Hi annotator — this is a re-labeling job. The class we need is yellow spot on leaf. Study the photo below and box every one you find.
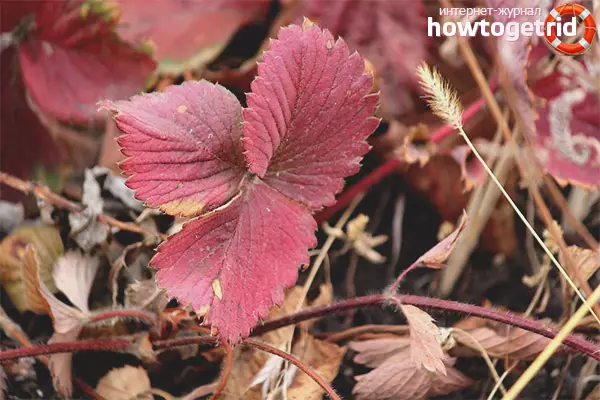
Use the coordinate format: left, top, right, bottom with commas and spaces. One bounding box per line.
177, 105, 187, 113
177, 182, 184, 189
327, 40, 333, 50
345, 90, 352, 97
212, 279, 223, 300
160, 199, 204, 217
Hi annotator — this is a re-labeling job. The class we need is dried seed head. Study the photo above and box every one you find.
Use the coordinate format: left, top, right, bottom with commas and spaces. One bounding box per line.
416, 62, 463, 130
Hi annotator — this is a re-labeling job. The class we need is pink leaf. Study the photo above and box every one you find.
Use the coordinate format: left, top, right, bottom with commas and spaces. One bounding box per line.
116, 0, 269, 74
109, 23, 379, 343
152, 180, 317, 343
0, 46, 60, 200
243, 20, 379, 211
18, 0, 155, 123
401, 305, 446, 374
102, 81, 247, 217
417, 211, 468, 269
352, 338, 473, 400
532, 73, 600, 189
301, 0, 428, 118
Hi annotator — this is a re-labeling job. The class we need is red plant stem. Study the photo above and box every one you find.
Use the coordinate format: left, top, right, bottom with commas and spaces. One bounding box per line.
388, 260, 420, 293
153, 336, 217, 350
244, 338, 341, 400
89, 309, 156, 326
0, 339, 131, 362
314, 96, 488, 223
252, 294, 600, 361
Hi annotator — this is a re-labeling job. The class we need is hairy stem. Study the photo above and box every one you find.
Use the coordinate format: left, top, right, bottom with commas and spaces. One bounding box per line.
0, 339, 131, 362
252, 294, 600, 361
244, 338, 341, 400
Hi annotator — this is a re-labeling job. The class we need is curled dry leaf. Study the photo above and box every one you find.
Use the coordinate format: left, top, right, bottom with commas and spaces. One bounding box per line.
95, 365, 152, 400
35, 251, 99, 397
400, 305, 446, 374
351, 337, 473, 400
125, 279, 168, 314
222, 285, 333, 399
283, 334, 345, 400
559, 245, 600, 288
323, 214, 388, 263
0, 224, 62, 312
68, 169, 109, 252
417, 211, 468, 269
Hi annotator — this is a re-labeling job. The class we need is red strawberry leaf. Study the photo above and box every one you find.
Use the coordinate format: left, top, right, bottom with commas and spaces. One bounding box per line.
243, 20, 379, 211
101, 81, 247, 217
299, 0, 428, 118
18, 0, 155, 123
0, 46, 60, 200
116, 0, 269, 74
108, 22, 379, 343
152, 180, 317, 343
532, 72, 600, 189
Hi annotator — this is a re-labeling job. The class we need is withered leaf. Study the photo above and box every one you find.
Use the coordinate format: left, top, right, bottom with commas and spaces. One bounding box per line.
0, 224, 62, 312
416, 211, 468, 269
352, 339, 473, 400
452, 316, 570, 360
400, 305, 446, 374
95, 365, 152, 400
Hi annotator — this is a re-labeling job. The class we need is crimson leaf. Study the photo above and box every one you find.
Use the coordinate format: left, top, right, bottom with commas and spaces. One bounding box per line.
243, 22, 379, 210
116, 0, 269, 74
18, 0, 155, 123
105, 21, 379, 344
532, 71, 600, 189
298, 0, 427, 119
153, 180, 317, 342
103, 81, 247, 217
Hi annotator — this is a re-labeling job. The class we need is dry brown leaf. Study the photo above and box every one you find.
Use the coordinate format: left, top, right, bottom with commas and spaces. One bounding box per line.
0, 224, 62, 312
561, 245, 600, 286
95, 365, 152, 400
221, 285, 332, 399
452, 316, 570, 360
416, 211, 468, 269
286, 334, 345, 400
125, 279, 168, 314
68, 169, 109, 251
586, 382, 600, 400
53, 251, 99, 313
352, 344, 473, 400
400, 305, 446, 374
36, 251, 98, 397
22, 247, 51, 314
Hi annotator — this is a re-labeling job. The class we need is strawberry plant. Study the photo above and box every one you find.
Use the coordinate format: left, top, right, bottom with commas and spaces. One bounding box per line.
1, 0, 599, 399
103, 20, 379, 343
